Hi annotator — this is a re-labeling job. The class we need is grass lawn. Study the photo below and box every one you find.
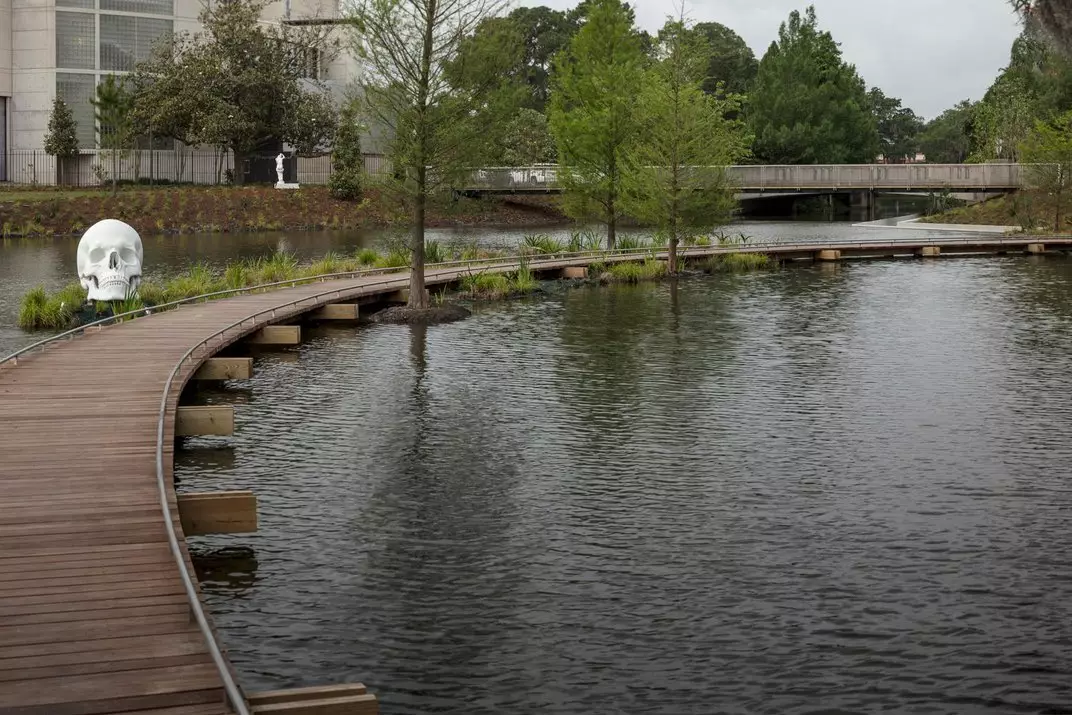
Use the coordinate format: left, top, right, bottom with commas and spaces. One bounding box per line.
0, 188, 114, 202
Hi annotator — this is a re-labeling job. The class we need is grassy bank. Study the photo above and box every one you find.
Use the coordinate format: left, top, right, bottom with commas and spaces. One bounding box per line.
919, 192, 1057, 232
18, 241, 513, 330
0, 185, 568, 239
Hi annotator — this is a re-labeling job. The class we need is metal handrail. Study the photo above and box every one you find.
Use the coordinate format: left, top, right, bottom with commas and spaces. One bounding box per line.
0, 231, 1060, 713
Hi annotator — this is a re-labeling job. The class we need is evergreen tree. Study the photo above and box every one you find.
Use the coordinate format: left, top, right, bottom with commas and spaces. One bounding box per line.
919, 101, 975, 163
548, 0, 645, 249
44, 98, 80, 185
691, 22, 757, 96
329, 99, 363, 200
623, 17, 750, 274
748, 6, 878, 164
91, 75, 133, 195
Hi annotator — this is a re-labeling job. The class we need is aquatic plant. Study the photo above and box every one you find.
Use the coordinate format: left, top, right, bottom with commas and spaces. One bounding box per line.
615, 234, 649, 251
425, 240, 447, 264
605, 259, 667, 283
18, 282, 86, 330
704, 252, 772, 273
461, 271, 512, 299
512, 262, 539, 294
355, 248, 380, 266
522, 233, 566, 255
567, 228, 603, 253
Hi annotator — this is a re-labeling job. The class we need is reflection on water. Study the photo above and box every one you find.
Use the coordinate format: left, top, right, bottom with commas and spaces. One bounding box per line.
192, 546, 260, 595
178, 256, 1072, 714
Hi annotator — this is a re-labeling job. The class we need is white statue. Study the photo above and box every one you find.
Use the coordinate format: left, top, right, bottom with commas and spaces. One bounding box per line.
275, 153, 285, 185
76, 219, 143, 301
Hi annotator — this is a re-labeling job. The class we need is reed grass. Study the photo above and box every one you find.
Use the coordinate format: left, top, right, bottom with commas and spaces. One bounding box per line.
704, 253, 772, 273
605, 259, 667, 283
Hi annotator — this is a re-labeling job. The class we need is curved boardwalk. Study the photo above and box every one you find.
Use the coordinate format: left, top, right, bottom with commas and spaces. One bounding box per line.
0, 237, 1067, 714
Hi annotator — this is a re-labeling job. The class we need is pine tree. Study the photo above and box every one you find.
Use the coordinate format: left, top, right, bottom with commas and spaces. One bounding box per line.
548, 0, 645, 249
329, 100, 363, 201
623, 18, 750, 274
44, 98, 80, 185
91, 75, 133, 195
748, 6, 878, 164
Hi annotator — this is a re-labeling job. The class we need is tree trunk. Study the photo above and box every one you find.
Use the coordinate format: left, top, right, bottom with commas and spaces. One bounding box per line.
607, 198, 617, 250
111, 151, 118, 196
409, 168, 429, 309
233, 150, 246, 186
668, 236, 679, 275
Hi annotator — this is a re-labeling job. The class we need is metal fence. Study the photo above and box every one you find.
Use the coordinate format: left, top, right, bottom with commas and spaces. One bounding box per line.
0, 149, 390, 187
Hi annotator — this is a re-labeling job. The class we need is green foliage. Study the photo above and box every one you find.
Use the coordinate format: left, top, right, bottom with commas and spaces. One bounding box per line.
375, 246, 411, 269
704, 252, 772, 272
329, 99, 364, 201
970, 76, 1037, 162
548, 0, 646, 249
521, 233, 566, 254
623, 17, 750, 273
1020, 110, 1072, 231
868, 87, 923, 162
512, 263, 538, 293
605, 259, 667, 283
615, 234, 647, 250
167, 263, 223, 296
461, 271, 512, 298
1011, 1, 1072, 57
92, 75, 134, 195
691, 22, 758, 96
129, 0, 337, 181
355, 248, 380, 265
137, 281, 170, 305
43, 99, 80, 159
224, 263, 252, 290
501, 108, 557, 165
748, 6, 878, 163
567, 228, 603, 252
18, 283, 86, 330
425, 240, 447, 264
253, 250, 300, 283
919, 101, 975, 163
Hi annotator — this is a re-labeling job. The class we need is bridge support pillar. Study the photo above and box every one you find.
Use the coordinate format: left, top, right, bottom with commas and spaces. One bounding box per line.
917, 246, 941, 258
1027, 243, 1046, 254
560, 266, 588, 279
851, 190, 875, 221
815, 249, 841, 261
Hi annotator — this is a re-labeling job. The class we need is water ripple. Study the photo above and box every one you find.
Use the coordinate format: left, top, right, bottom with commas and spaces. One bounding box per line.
178, 257, 1072, 714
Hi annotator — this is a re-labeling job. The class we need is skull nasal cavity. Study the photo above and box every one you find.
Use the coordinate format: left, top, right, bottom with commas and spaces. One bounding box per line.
109, 251, 119, 269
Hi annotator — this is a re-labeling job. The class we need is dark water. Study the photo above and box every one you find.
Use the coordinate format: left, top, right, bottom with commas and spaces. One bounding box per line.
0, 220, 958, 357
177, 256, 1072, 714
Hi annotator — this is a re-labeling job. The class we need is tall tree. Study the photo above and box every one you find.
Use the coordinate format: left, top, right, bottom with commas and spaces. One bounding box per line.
1020, 110, 1072, 231
623, 17, 750, 274
748, 6, 878, 164
501, 108, 556, 165
970, 76, 1037, 161
868, 88, 923, 163
92, 75, 133, 195
43, 98, 80, 186
918, 100, 975, 163
509, 6, 578, 110
692, 22, 757, 96
329, 99, 363, 200
350, 0, 513, 310
129, 0, 337, 185
549, 0, 646, 249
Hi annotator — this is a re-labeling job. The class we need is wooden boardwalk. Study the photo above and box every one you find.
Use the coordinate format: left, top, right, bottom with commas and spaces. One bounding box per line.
0, 237, 1069, 714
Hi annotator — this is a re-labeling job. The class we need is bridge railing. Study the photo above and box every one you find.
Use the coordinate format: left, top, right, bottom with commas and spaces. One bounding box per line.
461, 163, 1026, 192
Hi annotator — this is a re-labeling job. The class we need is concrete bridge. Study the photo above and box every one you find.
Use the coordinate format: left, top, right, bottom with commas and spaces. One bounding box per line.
462, 164, 1024, 195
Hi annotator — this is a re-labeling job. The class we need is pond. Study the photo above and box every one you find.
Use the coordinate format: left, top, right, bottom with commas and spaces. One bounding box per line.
175, 252, 1072, 714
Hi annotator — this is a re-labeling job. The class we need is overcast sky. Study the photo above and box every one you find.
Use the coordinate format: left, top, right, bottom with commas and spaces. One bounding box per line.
517, 0, 1024, 120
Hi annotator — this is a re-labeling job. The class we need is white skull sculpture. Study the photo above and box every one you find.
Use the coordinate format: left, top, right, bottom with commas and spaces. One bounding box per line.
76, 219, 144, 301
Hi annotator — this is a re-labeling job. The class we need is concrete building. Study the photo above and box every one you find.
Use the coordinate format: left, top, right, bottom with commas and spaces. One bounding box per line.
0, 0, 358, 183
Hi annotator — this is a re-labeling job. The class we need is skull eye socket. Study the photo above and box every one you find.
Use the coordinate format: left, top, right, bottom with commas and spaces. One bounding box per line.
120, 248, 138, 264
89, 248, 106, 264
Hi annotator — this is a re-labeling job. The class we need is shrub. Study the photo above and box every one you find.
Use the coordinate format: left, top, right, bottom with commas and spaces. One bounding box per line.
355, 248, 380, 265
461, 272, 511, 298
329, 99, 364, 201
605, 259, 667, 283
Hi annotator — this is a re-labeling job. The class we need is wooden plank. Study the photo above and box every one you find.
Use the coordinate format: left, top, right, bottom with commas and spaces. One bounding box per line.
192, 357, 253, 381
178, 491, 258, 536
245, 325, 301, 345
250, 694, 379, 715
308, 303, 360, 321
175, 406, 234, 437
250, 685, 368, 705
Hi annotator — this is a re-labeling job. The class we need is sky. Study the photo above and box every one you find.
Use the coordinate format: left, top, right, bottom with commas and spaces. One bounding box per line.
517, 0, 1024, 120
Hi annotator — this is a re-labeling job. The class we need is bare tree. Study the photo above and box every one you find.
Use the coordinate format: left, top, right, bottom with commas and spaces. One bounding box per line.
347, 0, 514, 309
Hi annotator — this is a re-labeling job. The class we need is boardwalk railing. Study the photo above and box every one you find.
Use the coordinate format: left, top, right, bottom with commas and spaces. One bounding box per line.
462, 164, 1027, 193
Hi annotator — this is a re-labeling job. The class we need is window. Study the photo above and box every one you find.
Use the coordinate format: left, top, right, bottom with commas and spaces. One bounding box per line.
100, 15, 172, 71
57, 0, 95, 10
56, 12, 96, 70
287, 44, 322, 80
100, 0, 173, 15
56, 73, 97, 147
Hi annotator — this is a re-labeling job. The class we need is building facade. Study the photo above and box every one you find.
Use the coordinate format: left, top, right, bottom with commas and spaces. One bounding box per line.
0, 0, 358, 182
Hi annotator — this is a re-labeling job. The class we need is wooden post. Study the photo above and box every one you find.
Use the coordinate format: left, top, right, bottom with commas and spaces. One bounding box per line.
178, 491, 257, 536
1027, 243, 1046, 254
916, 246, 941, 257
246, 325, 301, 345
193, 357, 253, 381
308, 303, 360, 321
560, 266, 587, 279
814, 249, 841, 261
175, 406, 234, 437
